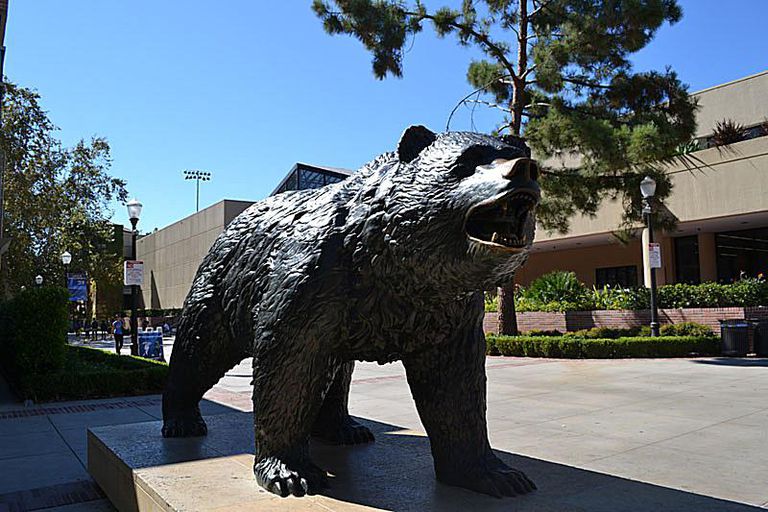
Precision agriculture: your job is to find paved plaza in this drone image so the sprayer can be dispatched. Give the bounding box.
[1,345,768,510]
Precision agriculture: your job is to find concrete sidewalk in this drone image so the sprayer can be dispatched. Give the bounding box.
[1,355,768,510]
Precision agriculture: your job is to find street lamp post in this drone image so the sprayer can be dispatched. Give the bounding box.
[61,251,72,335]
[641,176,660,337]
[183,170,212,212]
[126,198,143,356]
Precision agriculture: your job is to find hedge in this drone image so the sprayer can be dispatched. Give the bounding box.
[484,274,768,312]
[10,345,169,402]
[0,286,68,377]
[486,334,720,359]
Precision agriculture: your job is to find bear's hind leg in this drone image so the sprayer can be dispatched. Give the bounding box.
[252,350,338,497]
[311,361,375,445]
[403,312,536,498]
[162,305,246,438]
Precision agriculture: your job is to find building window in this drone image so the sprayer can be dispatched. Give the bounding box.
[716,227,768,283]
[595,266,638,288]
[674,235,700,284]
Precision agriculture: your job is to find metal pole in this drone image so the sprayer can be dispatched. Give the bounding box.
[645,204,660,337]
[130,225,138,355]
[65,263,70,336]
[196,178,200,212]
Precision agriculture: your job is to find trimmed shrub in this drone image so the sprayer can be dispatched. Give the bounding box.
[580,338,615,358]
[12,345,169,402]
[0,287,68,377]
[526,329,563,337]
[659,322,713,337]
[486,334,720,359]
[565,326,640,339]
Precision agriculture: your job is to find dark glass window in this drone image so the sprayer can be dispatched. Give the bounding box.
[674,235,700,284]
[716,227,768,283]
[595,266,638,288]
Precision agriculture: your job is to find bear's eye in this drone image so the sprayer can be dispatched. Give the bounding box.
[451,162,477,179]
[451,146,488,179]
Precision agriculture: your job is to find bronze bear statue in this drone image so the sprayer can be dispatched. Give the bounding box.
[162,126,540,498]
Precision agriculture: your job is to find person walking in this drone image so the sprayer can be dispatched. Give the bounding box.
[91,319,99,341]
[112,315,124,354]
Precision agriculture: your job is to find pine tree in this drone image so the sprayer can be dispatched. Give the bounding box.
[313,0,697,334]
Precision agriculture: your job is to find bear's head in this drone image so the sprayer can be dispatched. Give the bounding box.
[365,125,540,293]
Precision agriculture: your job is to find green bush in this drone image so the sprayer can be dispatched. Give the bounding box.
[525,329,563,337]
[518,271,591,311]
[593,285,649,310]
[486,334,719,359]
[0,287,68,377]
[565,326,640,339]
[484,293,498,312]
[11,345,169,402]
[506,275,767,313]
[659,322,713,337]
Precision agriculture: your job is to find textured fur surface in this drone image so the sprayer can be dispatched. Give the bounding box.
[162,126,539,498]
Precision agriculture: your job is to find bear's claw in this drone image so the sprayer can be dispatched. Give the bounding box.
[161,413,208,438]
[255,457,329,497]
[312,416,375,445]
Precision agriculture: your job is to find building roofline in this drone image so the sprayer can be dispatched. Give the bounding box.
[137,199,244,239]
[690,69,768,97]
[271,162,353,196]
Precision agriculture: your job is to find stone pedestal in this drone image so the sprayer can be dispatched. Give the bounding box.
[87,412,754,512]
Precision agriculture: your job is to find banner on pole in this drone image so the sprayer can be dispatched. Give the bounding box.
[67,274,88,302]
[648,242,662,269]
[124,260,144,286]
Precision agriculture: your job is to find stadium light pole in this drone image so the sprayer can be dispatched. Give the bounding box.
[183,170,212,212]
[126,198,143,355]
[641,176,660,337]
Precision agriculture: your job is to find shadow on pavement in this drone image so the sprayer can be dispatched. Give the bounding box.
[692,358,768,367]
[308,416,763,512]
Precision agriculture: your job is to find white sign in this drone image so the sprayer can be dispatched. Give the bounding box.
[124,260,144,286]
[648,243,662,269]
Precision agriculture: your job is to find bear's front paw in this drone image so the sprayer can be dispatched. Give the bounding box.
[312,416,375,445]
[438,456,536,498]
[254,456,329,497]
[161,411,208,438]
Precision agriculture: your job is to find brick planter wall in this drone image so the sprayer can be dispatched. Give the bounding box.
[483,306,768,334]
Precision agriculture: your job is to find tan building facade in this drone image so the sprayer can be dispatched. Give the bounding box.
[137,200,253,309]
[518,71,768,288]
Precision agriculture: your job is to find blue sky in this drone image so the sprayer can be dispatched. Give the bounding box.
[7,0,767,231]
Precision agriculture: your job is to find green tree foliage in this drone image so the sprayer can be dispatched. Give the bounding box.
[0,82,127,295]
[312,0,697,231]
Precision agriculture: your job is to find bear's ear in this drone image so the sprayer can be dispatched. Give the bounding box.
[397,125,436,163]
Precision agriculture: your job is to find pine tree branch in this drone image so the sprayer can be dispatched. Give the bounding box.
[465,99,513,112]
[562,77,612,89]
[405,10,519,80]
[446,74,513,130]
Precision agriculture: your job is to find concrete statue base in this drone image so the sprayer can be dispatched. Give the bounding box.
[88,412,755,512]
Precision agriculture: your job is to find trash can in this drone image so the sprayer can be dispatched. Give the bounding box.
[719,320,750,357]
[752,320,768,358]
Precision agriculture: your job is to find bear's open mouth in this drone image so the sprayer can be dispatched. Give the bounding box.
[465,190,538,251]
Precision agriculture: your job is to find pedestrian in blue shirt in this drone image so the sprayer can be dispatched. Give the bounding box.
[112,315,124,354]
